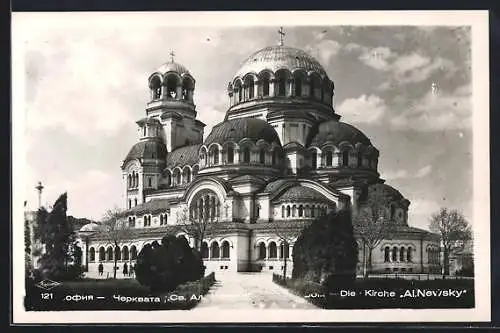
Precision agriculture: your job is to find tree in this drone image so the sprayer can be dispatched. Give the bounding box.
[429,208,472,276]
[176,206,220,252]
[33,193,78,280]
[100,207,133,279]
[135,235,205,292]
[292,209,358,289]
[272,221,300,283]
[352,185,395,278]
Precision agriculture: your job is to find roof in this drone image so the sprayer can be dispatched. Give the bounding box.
[308,120,372,147]
[263,178,292,193]
[273,185,329,203]
[122,199,170,216]
[122,139,167,167]
[204,118,281,146]
[136,117,161,126]
[79,222,101,233]
[166,144,201,169]
[154,61,191,76]
[229,175,266,184]
[235,45,328,79]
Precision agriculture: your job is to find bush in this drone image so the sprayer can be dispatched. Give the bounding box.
[135,235,205,293]
[292,209,358,291]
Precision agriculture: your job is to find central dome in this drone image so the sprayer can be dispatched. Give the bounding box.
[234,45,328,80]
[154,61,191,76]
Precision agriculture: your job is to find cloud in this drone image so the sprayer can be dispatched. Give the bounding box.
[337,94,387,124]
[306,39,341,65]
[392,53,431,74]
[358,46,394,71]
[381,169,409,180]
[391,84,471,131]
[408,198,441,228]
[415,165,432,178]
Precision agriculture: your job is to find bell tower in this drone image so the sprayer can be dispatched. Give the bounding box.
[145,53,205,152]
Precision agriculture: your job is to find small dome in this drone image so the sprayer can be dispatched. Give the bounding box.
[154,61,190,76]
[79,222,100,233]
[275,186,329,203]
[369,183,405,201]
[204,118,281,146]
[309,121,372,147]
[122,139,167,167]
[234,45,328,80]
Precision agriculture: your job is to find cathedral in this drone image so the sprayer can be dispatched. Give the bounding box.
[79,35,441,278]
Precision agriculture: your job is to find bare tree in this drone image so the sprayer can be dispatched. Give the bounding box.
[429,208,472,276]
[100,207,132,279]
[176,206,221,252]
[271,221,299,283]
[352,188,395,279]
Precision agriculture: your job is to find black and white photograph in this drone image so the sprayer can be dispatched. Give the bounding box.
[12,11,490,323]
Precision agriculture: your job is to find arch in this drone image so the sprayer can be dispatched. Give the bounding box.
[165,73,181,99]
[181,76,194,101]
[89,247,96,261]
[233,79,243,103]
[150,75,162,99]
[221,241,230,259]
[182,166,192,184]
[272,149,279,165]
[201,242,209,258]
[384,246,390,262]
[280,242,290,258]
[286,205,291,217]
[292,205,297,217]
[226,145,235,164]
[298,205,304,217]
[130,245,138,260]
[99,247,105,261]
[281,205,285,218]
[311,150,318,169]
[115,246,121,261]
[342,150,349,166]
[122,246,129,260]
[173,168,182,186]
[258,242,266,260]
[293,70,306,96]
[210,242,220,259]
[192,164,200,177]
[275,69,290,96]
[309,73,322,100]
[244,75,255,100]
[407,247,413,262]
[357,151,363,167]
[164,169,172,187]
[268,241,278,258]
[209,145,220,165]
[399,246,406,262]
[392,246,398,262]
[106,247,113,261]
[242,146,251,163]
[325,150,333,166]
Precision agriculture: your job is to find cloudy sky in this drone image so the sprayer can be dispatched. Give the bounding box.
[16,15,472,229]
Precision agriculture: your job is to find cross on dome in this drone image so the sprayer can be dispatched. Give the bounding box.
[278,27,285,46]
[169,50,175,63]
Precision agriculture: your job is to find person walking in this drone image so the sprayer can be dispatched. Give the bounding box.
[98,263,103,277]
[130,264,135,277]
[123,262,128,277]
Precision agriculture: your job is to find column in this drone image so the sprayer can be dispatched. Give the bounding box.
[176,85,182,100]
[270,79,277,97]
[288,79,294,97]
[161,84,167,99]
[332,152,340,167]
[254,80,260,98]
[218,149,223,166]
[316,152,322,169]
[234,148,240,163]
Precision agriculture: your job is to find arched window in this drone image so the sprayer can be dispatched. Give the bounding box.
[106,247,113,261]
[326,151,333,166]
[278,76,286,96]
[243,147,250,163]
[89,248,95,261]
[130,246,137,260]
[272,150,278,165]
[400,247,405,262]
[183,168,191,184]
[259,148,266,164]
[128,174,132,188]
[258,242,266,259]
[166,75,179,99]
[298,205,303,217]
[160,214,164,225]
[221,241,230,258]
[256,204,260,218]
[295,77,302,96]
[128,199,131,209]
[311,205,316,217]
[280,242,290,258]
[357,151,363,167]
[342,150,349,166]
[99,247,105,261]
[122,246,129,260]
[384,247,390,262]
[148,177,152,187]
[212,147,220,165]
[292,205,297,217]
[407,247,413,262]
[211,242,220,259]
[114,246,121,261]
[286,206,291,217]
[201,242,209,258]
[392,246,398,262]
[134,198,137,207]
[269,242,278,258]
[245,77,255,100]
[311,151,317,169]
[281,206,285,218]
[227,146,234,164]
[262,77,270,96]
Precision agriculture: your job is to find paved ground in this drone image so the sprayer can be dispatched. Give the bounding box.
[195,272,317,309]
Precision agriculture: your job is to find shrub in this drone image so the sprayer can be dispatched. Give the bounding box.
[135,235,205,293]
[292,209,358,291]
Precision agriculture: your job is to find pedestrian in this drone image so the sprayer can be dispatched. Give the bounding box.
[130,264,135,277]
[98,263,103,276]
[123,262,128,277]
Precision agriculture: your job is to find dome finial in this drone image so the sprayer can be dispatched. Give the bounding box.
[278,26,285,46]
[169,50,175,63]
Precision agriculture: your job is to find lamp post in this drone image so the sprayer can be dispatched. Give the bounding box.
[35,181,44,209]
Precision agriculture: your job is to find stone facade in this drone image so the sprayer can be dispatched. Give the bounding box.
[78,44,441,278]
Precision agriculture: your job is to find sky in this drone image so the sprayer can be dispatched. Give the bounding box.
[17,17,472,230]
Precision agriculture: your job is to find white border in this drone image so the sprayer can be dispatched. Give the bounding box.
[12,10,490,323]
